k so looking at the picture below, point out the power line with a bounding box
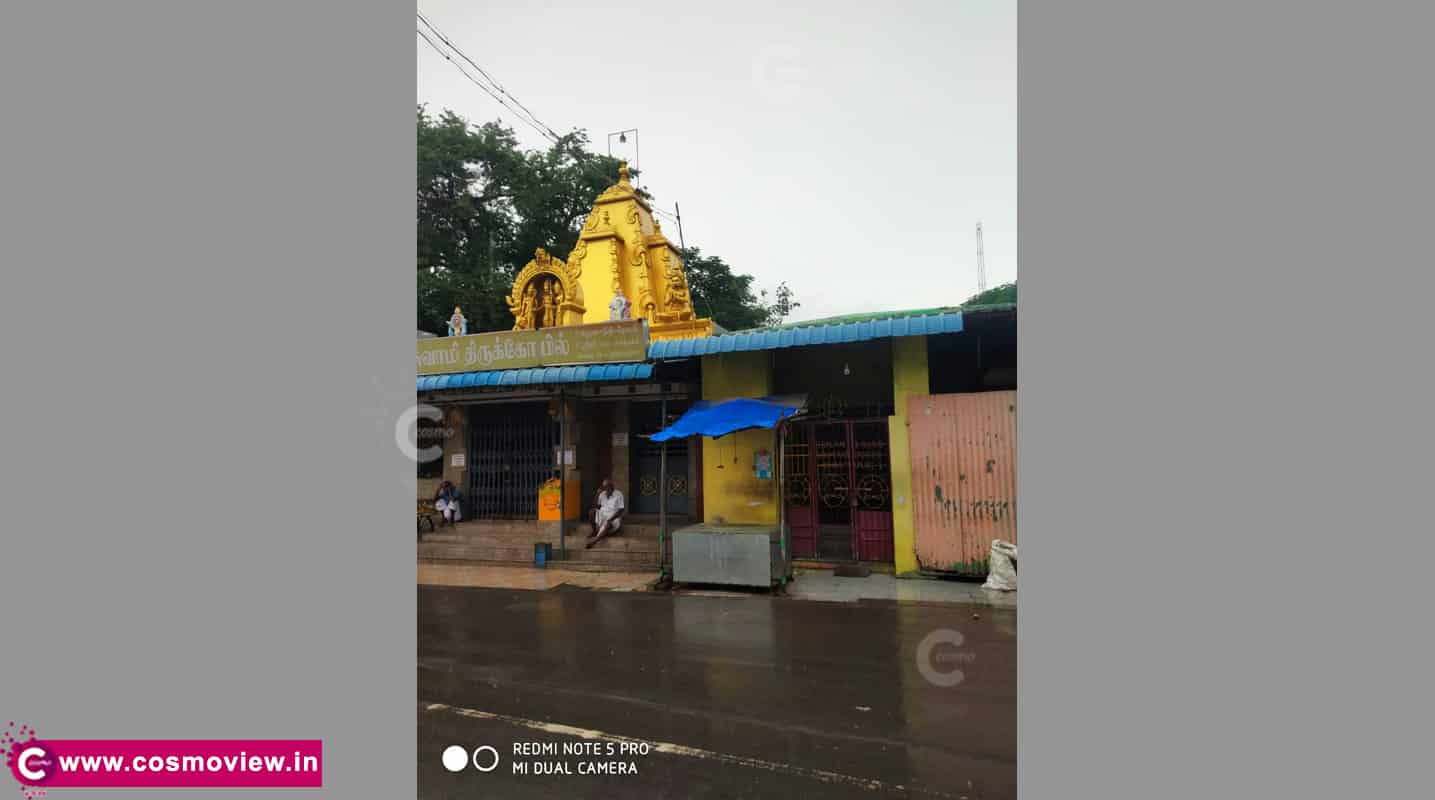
[416,12,552,139]
[415,26,553,143]
[416,28,556,144]
[416,11,563,143]
[417,11,557,141]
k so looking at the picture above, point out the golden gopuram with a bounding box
[505,162,716,342]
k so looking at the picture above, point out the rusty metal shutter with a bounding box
[908,392,1016,575]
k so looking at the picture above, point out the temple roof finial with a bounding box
[618,161,630,184]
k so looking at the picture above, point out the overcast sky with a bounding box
[416,1,1015,322]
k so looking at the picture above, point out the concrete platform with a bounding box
[785,568,1017,609]
[418,563,654,592]
[415,560,1016,609]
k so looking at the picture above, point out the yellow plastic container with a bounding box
[537,477,581,521]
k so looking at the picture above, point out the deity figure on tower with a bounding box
[513,283,538,330]
[609,288,632,321]
[541,279,560,328]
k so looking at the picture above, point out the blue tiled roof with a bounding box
[647,311,964,359]
[417,362,652,392]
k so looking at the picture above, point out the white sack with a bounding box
[982,539,1017,591]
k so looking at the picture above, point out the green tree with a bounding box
[417,107,628,334]
[961,281,1016,307]
[416,108,522,277]
[418,106,788,336]
[679,247,773,331]
[760,281,801,327]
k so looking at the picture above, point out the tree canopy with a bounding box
[678,247,798,331]
[960,281,1016,308]
[417,107,796,334]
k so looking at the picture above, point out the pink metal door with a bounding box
[782,420,895,563]
[851,421,895,562]
[908,392,1016,575]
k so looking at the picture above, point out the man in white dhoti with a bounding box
[433,480,461,526]
[585,478,626,548]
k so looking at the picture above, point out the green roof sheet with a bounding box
[735,303,1013,334]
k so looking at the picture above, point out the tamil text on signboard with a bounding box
[417,320,649,376]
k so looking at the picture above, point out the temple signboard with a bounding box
[417,319,649,376]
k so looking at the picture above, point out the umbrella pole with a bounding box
[558,389,566,561]
[777,421,788,585]
[659,396,668,580]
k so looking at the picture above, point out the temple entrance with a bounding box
[783,420,894,562]
[466,405,559,519]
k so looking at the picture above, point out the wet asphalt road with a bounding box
[419,586,1016,799]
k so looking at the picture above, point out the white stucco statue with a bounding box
[446,306,468,337]
[608,288,631,321]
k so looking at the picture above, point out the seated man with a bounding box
[585,478,626,548]
[432,480,461,527]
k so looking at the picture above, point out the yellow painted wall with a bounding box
[700,351,779,525]
[574,233,629,326]
[569,193,664,327]
[889,336,929,575]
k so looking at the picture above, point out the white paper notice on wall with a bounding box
[612,432,628,447]
[564,449,575,466]
[451,453,465,468]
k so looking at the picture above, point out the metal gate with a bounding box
[908,392,1016,575]
[631,402,690,515]
[782,420,894,562]
[467,405,558,519]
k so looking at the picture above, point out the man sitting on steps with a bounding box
[585,478,626,549]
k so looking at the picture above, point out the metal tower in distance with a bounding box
[976,221,987,293]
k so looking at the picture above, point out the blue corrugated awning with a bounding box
[647,311,963,360]
[650,396,805,441]
[417,362,652,392]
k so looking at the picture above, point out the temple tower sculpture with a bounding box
[506,162,715,341]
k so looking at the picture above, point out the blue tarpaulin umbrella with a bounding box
[649,395,806,442]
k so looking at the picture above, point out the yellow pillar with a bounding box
[890,336,928,575]
[699,351,778,525]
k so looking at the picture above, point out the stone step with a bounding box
[419,551,657,564]
[420,532,659,552]
[417,526,674,545]
[417,538,657,554]
[415,515,684,573]
[418,558,660,573]
[425,522,669,539]
[417,541,663,571]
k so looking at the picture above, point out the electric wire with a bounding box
[417,11,562,143]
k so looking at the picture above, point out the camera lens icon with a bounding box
[441,744,500,773]
[441,746,468,772]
